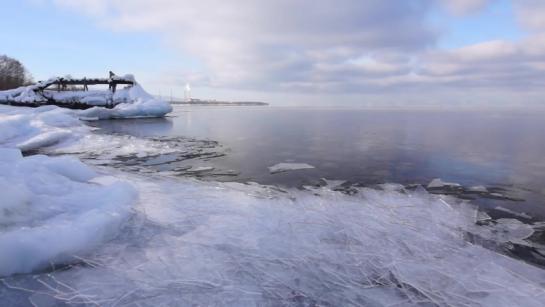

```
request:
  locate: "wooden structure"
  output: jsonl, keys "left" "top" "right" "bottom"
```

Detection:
{"left": 0, "top": 72, "right": 136, "bottom": 109}
{"left": 36, "top": 71, "right": 134, "bottom": 93}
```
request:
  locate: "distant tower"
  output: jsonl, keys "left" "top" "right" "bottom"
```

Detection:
{"left": 184, "top": 83, "right": 191, "bottom": 102}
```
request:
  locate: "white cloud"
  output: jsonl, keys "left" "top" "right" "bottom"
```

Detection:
{"left": 51, "top": 0, "right": 436, "bottom": 91}
{"left": 439, "top": 0, "right": 493, "bottom": 15}
{"left": 514, "top": 0, "right": 545, "bottom": 31}
{"left": 45, "top": 0, "right": 545, "bottom": 106}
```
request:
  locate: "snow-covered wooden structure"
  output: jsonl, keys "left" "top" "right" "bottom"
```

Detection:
{"left": 0, "top": 72, "right": 137, "bottom": 109}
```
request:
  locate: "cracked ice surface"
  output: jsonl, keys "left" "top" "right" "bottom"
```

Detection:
{"left": 2, "top": 176, "right": 545, "bottom": 306}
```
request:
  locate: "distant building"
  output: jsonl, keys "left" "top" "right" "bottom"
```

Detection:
{"left": 184, "top": 83, "right": 191, "bottom": 102}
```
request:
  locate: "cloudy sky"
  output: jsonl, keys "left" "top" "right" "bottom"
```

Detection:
{"left": 2, "top": 0, "right": 545, "bottom": 107}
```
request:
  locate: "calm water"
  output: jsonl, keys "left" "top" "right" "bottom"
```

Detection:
{"left": 91, "top": 105, "right": 545, "bottom": 220}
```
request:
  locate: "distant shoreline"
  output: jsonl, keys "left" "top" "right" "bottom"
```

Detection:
{"left": 171, "top": 100, "right": 268, "bottom": 106}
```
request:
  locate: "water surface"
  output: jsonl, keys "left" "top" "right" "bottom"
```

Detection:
{"left": 91, "top": 105, "right": 545, "bottom": 220}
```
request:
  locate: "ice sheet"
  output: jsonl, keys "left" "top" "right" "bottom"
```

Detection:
{"left": 2, "top": 175, "right": 545, "bottom": 306}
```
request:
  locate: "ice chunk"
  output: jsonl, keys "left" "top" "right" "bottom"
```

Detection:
{"left": 469, "top": 185, "right": 488, "bottom": 193}
{"left": 0, "top": 149, "right": 136, "bottom": 277}
{"left": 427, "top": 178, "right": 461, "bottom": 189}
{"left": 469, "top": 218, "right": 535, "bottom": 244}
{"left": 0, "top": 105, "right": 86, "bottom": 152}
{"left": 477, "top": 210, "right": 492, "bottom": 222}
{"left": 322, "top": 178, "right": 347, "bottom": 188}
{"left": 188, "top": 166, "right": 215, "bottom": 173}
{"left": 268, "top": 162, "right": 315, "bottom": 174}
{"left": 495, "top": 206, "right": 533, "bottom": 219}
{"left": 17, "top": 130, "right": 73, "bottom": 152}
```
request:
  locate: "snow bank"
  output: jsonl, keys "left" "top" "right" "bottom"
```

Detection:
{"left": 0, "top": 148, "right": 136, "bottom": 277}
{"left": 268, "top": 162, "right": 315, "bottom": 174}
{"left": 0, "top": 105, "right": 86, "bottom": 152}
{"left": 0, "top": 105, "right": 137, "bottom": 277}
{"left": 78, "top": 83, "right": 172, "bottom": 119}
{"left": 0, "top": 84, "right": 44, "bottom": 103}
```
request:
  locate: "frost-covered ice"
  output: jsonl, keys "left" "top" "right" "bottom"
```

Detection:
{"left": 0, "top": 148, "right": 136, "bottom": 276}
{"left": 3, "top": 176, "right": 545, "bottom": 306}
{"left": 268, "top": 162, "right": 315, "bottom": 174}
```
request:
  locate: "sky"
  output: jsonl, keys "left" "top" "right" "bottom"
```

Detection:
{"left": 1, "top": 0, "right": 545, "bottom": 107}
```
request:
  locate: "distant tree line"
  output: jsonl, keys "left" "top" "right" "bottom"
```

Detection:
{"left": 0, "top": 55, "right": 33, "bottom": 90}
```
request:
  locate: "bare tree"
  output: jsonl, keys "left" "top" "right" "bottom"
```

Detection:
{"left": 0, "top": 55, "right": 33, "bottom": 90}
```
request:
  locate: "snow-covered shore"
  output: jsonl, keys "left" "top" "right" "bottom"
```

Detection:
{"left": 1, "top": 105, "right": 545, "bottom": 306}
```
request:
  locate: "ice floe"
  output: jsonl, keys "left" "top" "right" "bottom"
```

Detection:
{"left": 268, "top": 162, "right": 315, "bottom": 174}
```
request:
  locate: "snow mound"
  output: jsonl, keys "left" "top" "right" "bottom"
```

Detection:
{"left": 0, "top": 105, "right": 86, "bottom": 152}
{"left": 78, "top": 83, "right": 172, "bottom": 119}
{"left": 0, "top": 148, "right": 136, "bottom": 277}
{"left": 268, "top": 162, "right": 315, "bottom": 174}
{"left": 0, "top": 84, "right": 44, "bottom": 103}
